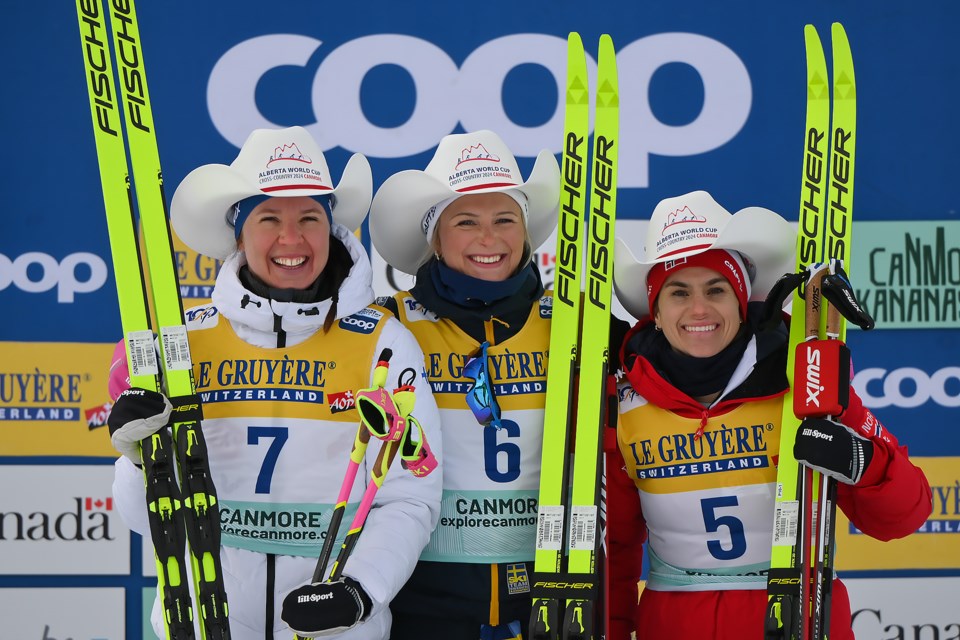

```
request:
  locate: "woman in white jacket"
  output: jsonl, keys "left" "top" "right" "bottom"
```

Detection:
{"left": 107, "top": 126, "right": 442, "bottom": 640}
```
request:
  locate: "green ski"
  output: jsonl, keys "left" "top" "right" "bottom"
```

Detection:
{"left": 531, "top": 32, "right": 589, "bottom": 640}
{"left": 531, "top": 33, "right": 618, "bottom": 640}
{"left": 765, "top": 22, "right": 857, "bottom": 640}
{"left": 565, "top": 33, "right": 619, "bottom": 640}
{"left": 75, "top": 1, "right": 230, "bottom": 638}
{"left": 809, "top": 23, "right": 857, "bottom": 639}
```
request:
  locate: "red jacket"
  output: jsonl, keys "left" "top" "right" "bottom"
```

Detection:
{"left": 606, "top": 316, "right": 932, "bottom": 639}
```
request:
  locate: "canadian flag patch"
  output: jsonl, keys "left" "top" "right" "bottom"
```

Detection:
{"left": 328, "top": 390, "right": 356, "bottom": 414}
{"left": 85, "top": 497, "right": 114, "bottom": 511}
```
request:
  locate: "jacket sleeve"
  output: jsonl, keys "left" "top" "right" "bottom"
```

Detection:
{"left": 836, "top": 387, "right": 932, "bottom": 541}
{"left": 113, "top": 455, "right": 151, "bottom": 536}
{"left": 108, "top": 338, "right": 153, "bottom": 537}
{"left": 606, "top": 375, "right": 645, "bottom": 640}
{"left": 343, "top": 317, "right": 443, "bottom": 616}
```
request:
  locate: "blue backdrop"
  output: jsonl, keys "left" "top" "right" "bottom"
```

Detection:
{"left": 4, "top": 2, "right": 958, "bottom": 336}
{"left": 5, "top": 2, "right": 958, "bottom": 447}
{"left": 1, "top": 3, "right": 958, "bottom": 637}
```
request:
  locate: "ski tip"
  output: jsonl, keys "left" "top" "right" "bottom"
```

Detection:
{"left": 599, "top": 34, "right": 616, "bottom": 62}
{"left": 803, "top": 23, "right": 822, "bottom": 43}
{"left": 831, "top": 22, "right": 850, "bottom": 46}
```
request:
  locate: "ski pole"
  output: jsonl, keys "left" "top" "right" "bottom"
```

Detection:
{"left": 794, "top": 258, "right": 874, "bottom": 639}
{"left": 798, "top": 263, "right": 830, "bottom": 639}
{"left": 326, "top": 437, "right": 402, "bottom": 582}
{"left": 810, "top": 274, "right": 840, "bottom": 640}
{"left": 292, "top": 351, "right": 419, "bottom": 640}
{"left": 399, "top": 415, "right": 438, "bottom": 478}
{"left": 308, "top": 349, "right": 438, "bottom": 586}
{"left": 808, "top": 259, "right": 873, "bottom": 638}
{"left": 310, "top": 421, "right": 372, "bottom": 584}
{"left": 308, "top": 348, "right": 393, "bottom": 584}
{"left": 326, "top": 360, "right": 419, "bottom": 581}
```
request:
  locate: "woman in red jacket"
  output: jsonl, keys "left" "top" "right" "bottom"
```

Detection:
{"left": 607, "top": 190, "right": 932, "bottom": 639}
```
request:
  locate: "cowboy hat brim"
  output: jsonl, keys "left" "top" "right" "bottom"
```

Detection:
{"left": 614, "top": 206, "right": 795, "bottom": 320}
{"left": 171, "top": 153, "right": 372, "bottom": 260}
{"left": 371, "top": 150, "right": 560, "bottom": 276}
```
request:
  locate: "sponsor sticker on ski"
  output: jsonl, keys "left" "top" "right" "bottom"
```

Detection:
{"left": 569, "top": 505, "right": 598, "bottom": 551}
{"left": 161, "top": 324, "right": 192, "bottom": 371}
{"left": 126, "top": 329, "right": 158, "bottom": 377}
{"left": 535, "top": 505, "right": 564, "bottom": 551}
{"left": 772, "top": 500, "right": 799, "bottom": 546}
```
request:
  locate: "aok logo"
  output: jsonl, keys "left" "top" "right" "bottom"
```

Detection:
{"left": 208, "top": 32, "right": 751, "bottom": 188}
{"left": 0, "top": 252, "right": 108, "bottom": 303}
{"left": 853, "top": 366, "right": 960, "bottom": 409}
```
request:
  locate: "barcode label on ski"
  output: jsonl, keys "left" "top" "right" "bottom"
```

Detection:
{"left": 535, "top": 505, "right": 564, "bottom": 551}
{"left": 126, "top": 330, "right": 158, "bottom": 377}
{"left": 160, "top": 325, "right": 192, "bottom": 370}
{"left": 772, "top": 500, "right": 799, "bottom": 546}
{"left": 570, "top": 505, "right": 598, "bottom": 551}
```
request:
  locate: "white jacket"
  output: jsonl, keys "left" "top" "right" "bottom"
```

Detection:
{"left": 113, "top": 225, "right": 442, "bottom": 639}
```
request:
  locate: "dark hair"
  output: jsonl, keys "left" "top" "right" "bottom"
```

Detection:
{"left": 319, "top": 234, "right": 353, "bottom": 331}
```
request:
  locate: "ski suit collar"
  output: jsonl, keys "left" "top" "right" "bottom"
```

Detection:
{"left": 409, "top": 257, "right": 544, "bottom": 344}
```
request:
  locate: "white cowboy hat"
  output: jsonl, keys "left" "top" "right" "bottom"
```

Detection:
{"left": 614, "top": 190, "right": 795, "bottom": 320}
{"left": 369, "top": 129, "right": 560, "bottom": 276}
{"left": 171, "top": 126, "right": 372, "bottom": 259}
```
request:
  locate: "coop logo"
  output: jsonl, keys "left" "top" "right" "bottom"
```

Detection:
{"left": 0, "top": 252, "right": 108, "bottom": 303}
{"left": 208, "top": 31, "right": 751, "bottom": 188}
{"left": 0, "top": 497, "right": 116, "bottom": 541}
{"left": 339, "top": 313, "right": 378, "bottom": 334}
{"left": 853, "top": 366, "right": 960, "bottom": 409}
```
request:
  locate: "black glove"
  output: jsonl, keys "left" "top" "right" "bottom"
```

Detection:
{"left": 281, "top": 576, "right": 372, "bottom": 637}
{"left": 107, "top": 387, "right": 172, "bottom": 464}
{"left": 794, "top": 416, "right": 874, "bottom": 485}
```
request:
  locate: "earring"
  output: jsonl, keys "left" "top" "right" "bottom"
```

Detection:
{"left": 434, "top": 251, "right": 442, "bottom": 261}
{"left": 654, "top": 324, "right": 662, "bottom": 332}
